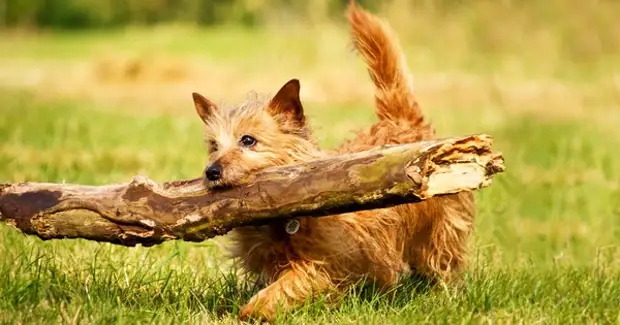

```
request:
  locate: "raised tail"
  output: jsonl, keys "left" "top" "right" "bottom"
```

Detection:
{"left": 346, "top": 1, "right": 430, "bottom": 132}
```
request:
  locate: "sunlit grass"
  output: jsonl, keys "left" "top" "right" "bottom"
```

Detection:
{"left": 1, "top": 85, "right": 619, "bottom": 323}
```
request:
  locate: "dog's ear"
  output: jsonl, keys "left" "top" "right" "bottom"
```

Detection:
{"left": 268, "top": 79, "right": 305, "bottom": 126}
{"left": 192, "top": 92, "right": 218, "bottom": 124}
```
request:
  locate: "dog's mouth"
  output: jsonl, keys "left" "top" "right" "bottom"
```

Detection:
{"left": 203, "top": 166, "right": 269, "bottom": 193}
{"left": 202, "top": 178, "right": 235, "bottom": 192}
{"left": 209, "top": 184, "right": 233, "bottom": 192}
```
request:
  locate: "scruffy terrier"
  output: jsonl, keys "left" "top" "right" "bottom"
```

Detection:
{"left": 191, "top": 1, "right": 474, "bottom": 322}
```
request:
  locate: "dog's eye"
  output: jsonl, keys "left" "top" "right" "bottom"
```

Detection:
{"left": 209, "top": 140, "right": 218, "bottom": 151}
{"left": 239, "top": 135, "right": 257, "bottom": 147}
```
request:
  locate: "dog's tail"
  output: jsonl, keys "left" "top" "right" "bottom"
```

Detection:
{"left": 346, "top": 1, "right": 429, "bottom": 131}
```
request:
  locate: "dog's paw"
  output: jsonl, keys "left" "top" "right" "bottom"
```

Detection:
{"left": 238, "top": 303, "right": 274, "bottom": 324}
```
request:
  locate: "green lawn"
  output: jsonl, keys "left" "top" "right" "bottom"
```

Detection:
{"left": 1, "top": 24, "right": 619, "bottom": 324}
{"left": 1, "top": 88, "right": 619, "bottom": 324}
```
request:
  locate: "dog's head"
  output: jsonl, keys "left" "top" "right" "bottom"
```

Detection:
{"left": 193, "top": 79, "right": 319, "bottom": 190}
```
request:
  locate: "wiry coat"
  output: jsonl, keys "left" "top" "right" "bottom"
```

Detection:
{"left": 191, "top": 1, "right": 475, "bottom": 321}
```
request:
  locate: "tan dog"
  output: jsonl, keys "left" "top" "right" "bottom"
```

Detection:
{"left": 191, "top": 1, "right": 474, "bottom": 321}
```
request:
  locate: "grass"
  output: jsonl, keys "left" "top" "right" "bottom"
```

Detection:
{"left": 1, "top": 89, "right": 619, "bottom": 324}
{"left": 1, "top": 4, "right": 620, "bottom": 322}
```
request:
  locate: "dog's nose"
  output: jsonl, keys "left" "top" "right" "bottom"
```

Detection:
{"left": 205, "top": 162, "right": 222, "bottom": 181}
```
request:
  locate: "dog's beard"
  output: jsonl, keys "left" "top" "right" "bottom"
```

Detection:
{"left": 202, "top": 165, "right": 264, "bottom": 192}
{"left": 202, "top": 153, "right": 308, "bottom": 192}
{"left": 203, "top": 178, "right": 234, "bottom": 191}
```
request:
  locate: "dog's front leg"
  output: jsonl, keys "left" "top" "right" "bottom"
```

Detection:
{"left": 238, "top": 263, "right": 334, "bottom": 322}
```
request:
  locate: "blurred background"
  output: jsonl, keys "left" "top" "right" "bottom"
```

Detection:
{"left": 1, "top": 0, "right": 618, "bottom": 116}
{"left": 0, "top": 0, "right": 619, "bottom": 323}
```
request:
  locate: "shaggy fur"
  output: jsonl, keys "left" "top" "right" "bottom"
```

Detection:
{"left": 191, "top": 1, "right": 475, "bottom": 321}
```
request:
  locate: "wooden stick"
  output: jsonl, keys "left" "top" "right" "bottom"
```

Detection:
{"left": 0, "top": 134, "right": 505, "bottom": 247}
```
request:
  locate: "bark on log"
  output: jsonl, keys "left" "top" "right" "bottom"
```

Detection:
{"left": 0, "top": 134, "right": 505, "bottom": 247}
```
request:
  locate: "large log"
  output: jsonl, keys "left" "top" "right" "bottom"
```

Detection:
{"left": 0, "top": 134, "right": 504, "bottom": 247}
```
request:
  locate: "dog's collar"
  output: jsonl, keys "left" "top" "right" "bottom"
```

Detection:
{"left": 285, "top": 219, "right": 300, "bottom": 235}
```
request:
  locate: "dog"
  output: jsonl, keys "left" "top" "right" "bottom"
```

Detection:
{"left": 191, "top": 1, "right": 475, "bottom": 322}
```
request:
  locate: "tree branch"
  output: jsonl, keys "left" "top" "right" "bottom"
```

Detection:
{"left": 0, "top": 134, "right": 505, "bottom": 247}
